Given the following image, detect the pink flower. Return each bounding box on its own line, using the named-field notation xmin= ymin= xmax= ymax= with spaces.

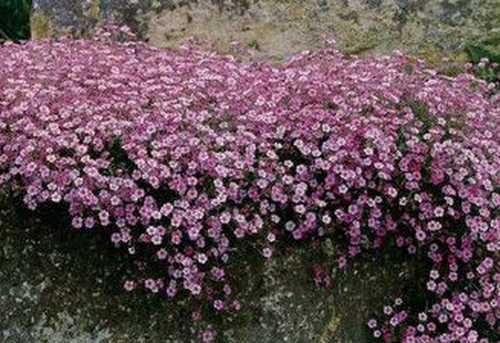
xmin=262 ymin=247 xmax=273 ymax=258
xmin=201 ymin=329 xmax=216 ymax=343
xmin=213 ymin=299 xmax=224 ymax=311
xmin=156 ymin=249 xmax=168 ymax=260
xmin=1 ymin=34 xmax=497 ymax=342
xmin=123 ymin=280 xmax=136 ymax=292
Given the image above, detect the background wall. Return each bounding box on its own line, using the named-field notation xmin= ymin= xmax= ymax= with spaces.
xmin=31 ymin=0 xmax=500 ymax=62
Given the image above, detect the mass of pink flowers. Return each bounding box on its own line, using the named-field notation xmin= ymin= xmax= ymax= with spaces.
xmin=0 ymin=28 xmax=498 ymax=342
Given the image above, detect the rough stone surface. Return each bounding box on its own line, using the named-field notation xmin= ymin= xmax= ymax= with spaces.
xmin=31 ymin=0 xmax=500 ymax=60
xmin=0 ymin=191 xmax=418 ymax=342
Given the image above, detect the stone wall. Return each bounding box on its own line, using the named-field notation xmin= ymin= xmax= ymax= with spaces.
xmin=32 ymin=0 xmax=500 ymax=60
xmin=1 ymin=194 xmax=416 ymax=343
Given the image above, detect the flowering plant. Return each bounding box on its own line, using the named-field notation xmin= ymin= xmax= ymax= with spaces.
xmin=0 ymin=29 xmax=498 ymax=342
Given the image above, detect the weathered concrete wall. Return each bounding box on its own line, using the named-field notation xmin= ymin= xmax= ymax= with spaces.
xmin=32 ymin=0 xmax=500 ymax=60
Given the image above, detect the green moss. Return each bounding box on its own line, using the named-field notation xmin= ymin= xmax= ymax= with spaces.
xmin=31 ymin=12 xmax=54 ymax=39
xmin=248 ymin=39 xmax=260 ymax=50
xmin=319 ymin=315 xmax=342 ymax=343
xmin=87 ymin=0 xmax=102 ymax=21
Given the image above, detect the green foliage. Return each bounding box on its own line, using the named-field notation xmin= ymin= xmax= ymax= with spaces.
xmin=464 ymin=34 xmax=500 ymax=84
xmin=0 ymin=0 xmax=32 ymax=41
xmin=248 ymin=39 xmax=260 ymax=50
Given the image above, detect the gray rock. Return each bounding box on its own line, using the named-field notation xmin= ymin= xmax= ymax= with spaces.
xmin=31 ymin=0 xmax=500 ymax=60
xmin=0 ymin=192 xmax=418 ymax=342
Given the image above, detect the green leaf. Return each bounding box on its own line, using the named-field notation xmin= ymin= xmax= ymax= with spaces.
xmin=465 ymin=44 xmax=500 ymax=64
xmin=0 ymin=0 xmax=32 ymax=41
